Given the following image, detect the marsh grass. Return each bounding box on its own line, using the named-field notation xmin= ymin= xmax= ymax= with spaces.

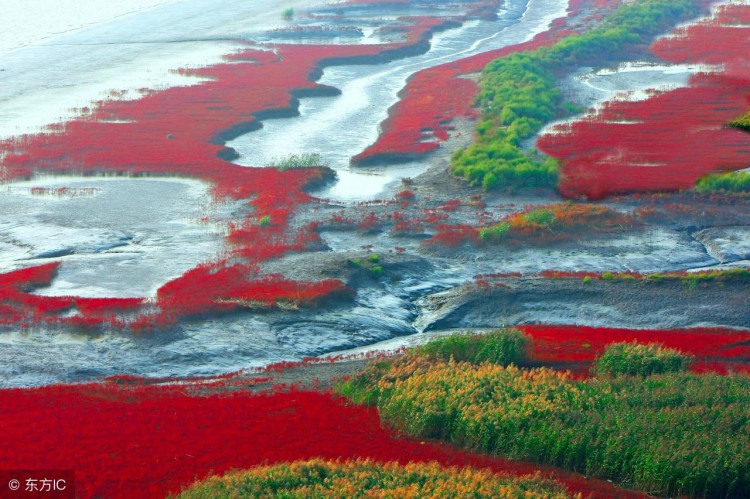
xmin=338 ymin=332 xmax=750 ymax=497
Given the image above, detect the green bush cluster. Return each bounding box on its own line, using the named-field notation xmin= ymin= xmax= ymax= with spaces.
xmin=590 ymin=268 xmax=750 ymax=286
xmin=695 ymin=171 xmax=750 ymax=193
xmin=348 ymin=254 xmax=384 ymax=279
xmin=380 ymin=367 xmax=749 ymax=497
xmin=415 ymin=328 xmax=529 ymax=366
xmin=594 ymin=342 xmax=693 ymax=376
xmin=451 ymin=0 xmax=702 ymax=192
xmin=339 ymin=335 xmax=750 ymax=497
xmin=336 ymin=355 xmax=401 ymax=407
xmin=258 ymin=215 xmax=271 ymax=226
xmin=479 ymin=203 xmax=628 ymax=243
xmin=479 ymin=221 xmax=510 ymax=240
xmin=521 ymin=208 xmax=556 ymax=227
xmin=478 ymin=208 xmax=557 ymax=241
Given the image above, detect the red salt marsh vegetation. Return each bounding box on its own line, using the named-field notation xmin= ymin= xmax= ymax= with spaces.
xmin=0 ymin=11 xmax=473 ymax=330
xmin=538 ymin=1 xmax=750 ymax=199
xmin=3 ymin=0 xmax=749 ymax=496
xmin=0 ymin=380 xmax=644 ymax=499
xmin=518 ymin=324 xmax=750 ymax=374
xmin=0 ymin=263 xmax=144 ymax=328
xmin=0 ymin=259 xmax=348 ymax=330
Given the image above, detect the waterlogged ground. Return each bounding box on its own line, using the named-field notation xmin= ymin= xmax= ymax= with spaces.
xmin=0 ymin=176 xmax=231 ymax=297
xmin=0 ymin=0 xmax=330 ymax=137
xmin=0 ymin=0 xmax=748 ymax=386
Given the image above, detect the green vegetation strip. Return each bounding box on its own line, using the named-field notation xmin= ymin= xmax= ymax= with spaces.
xmin=594 ymin=267 xmax=750 ymax=288
xmin=176 ymin=458 xmax=569 ymax=498
xmin=338 ymin=330 xmax=750 ymax=498
xmin=451 ymin=0 xmax=702 ymax=191
xmin=695 ymin=170 xmax=750 ymax=193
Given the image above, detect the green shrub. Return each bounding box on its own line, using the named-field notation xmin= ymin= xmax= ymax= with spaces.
xmin=522 ymin=208 xmax=556 ymax=227
xmin=416 ymin=329 xmax=529 ymax=366
xmin=594 ymin=342 xmax=693 ymax=376
xmin=479 ymin=222 xmax=510 ymax=241
xmin=348 ymin=255 xmax=384 ymax=278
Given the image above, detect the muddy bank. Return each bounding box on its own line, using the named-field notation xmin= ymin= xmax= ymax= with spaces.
xmin=416 ymin=274 xmax=750 ymax=331
xmin=258 ymin=249 xmax=750 ymax=342
xmin=694 ymin=226 xmax=750 ymax=263
xmin=236 ymin=358 xmax=369 ymax=393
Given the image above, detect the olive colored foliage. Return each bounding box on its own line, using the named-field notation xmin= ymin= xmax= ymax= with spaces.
xmin=728 ymin=111 xmax=750 ymax=132
xmin=176 ymin=458 xmax=570 ymax=498
xmin=451 ymin=0 xmax=702 ymax=191
xmin=339 ymin=333 xmax=750 ymax=498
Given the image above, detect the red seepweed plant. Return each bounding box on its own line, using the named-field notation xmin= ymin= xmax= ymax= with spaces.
xmin=539 ymin=2 xmax=750 ymax=199
xmin=0 ymin=12 xmax=467 ymax=330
